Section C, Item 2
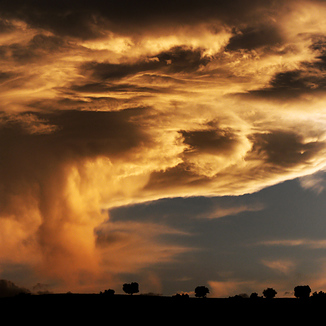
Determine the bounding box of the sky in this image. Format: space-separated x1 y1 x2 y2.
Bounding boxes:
1 0 326 297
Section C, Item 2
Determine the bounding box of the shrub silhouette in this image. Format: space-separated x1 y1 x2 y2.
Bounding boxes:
250 292 261 299
123 282 139 295
263 287 277 299
294 285 311 299
100 289 115 296
172 293 189 300
195 286 209 298
312 291 326 300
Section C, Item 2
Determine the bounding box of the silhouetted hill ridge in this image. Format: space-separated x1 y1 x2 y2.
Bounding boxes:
1 293 324 319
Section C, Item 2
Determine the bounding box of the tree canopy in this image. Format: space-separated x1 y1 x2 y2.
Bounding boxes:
123 282 139 295
195 286 209 298
263 288 277 299
294 285 311 299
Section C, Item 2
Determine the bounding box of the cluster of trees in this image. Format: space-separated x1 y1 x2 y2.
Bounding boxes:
100 283 210 298
249 287 278 300
250 285 312 300
172 286 210 299
100 282 139 296
246 285 326 300
101 283 326 300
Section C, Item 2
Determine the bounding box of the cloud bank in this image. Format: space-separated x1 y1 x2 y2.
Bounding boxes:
1 0 326 292
0 279 30 298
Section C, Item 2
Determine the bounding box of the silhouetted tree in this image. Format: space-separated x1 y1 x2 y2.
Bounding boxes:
263 288 277 299
195 286 209 298
294 285 311 299
250 292 259 299
123 282 139 295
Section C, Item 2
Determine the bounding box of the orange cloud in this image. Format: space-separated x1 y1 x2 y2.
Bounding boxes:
95 220 191 273
208 280 261 298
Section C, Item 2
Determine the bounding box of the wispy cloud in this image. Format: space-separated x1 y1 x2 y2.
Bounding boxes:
201 203 265 219
261 259 296 274
299 171 326 194
258 239 326 249
95 220 193 271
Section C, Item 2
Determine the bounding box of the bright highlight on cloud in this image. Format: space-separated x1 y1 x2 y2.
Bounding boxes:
1 0 326 293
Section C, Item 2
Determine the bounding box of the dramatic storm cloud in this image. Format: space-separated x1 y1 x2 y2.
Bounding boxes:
1 0 326 295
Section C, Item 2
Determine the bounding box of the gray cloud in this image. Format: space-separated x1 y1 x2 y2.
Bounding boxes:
181 128 240 156
0 109 150 161
0 0 287 39
245 69 326 100
156 46 210 73
0 279 30 298
0 33 73 64
226 23 283 51
249 130 325 168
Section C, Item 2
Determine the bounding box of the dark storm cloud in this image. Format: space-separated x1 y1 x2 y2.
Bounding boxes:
0 1 105 39
226 24 283 51
0 0 286 38
0 108 156 284
0 108 152 217
156 46 210 73
249 130 325 168
180 128 239 155
0 109 150 162
49 109 151 157
0 109 148 231
245 69 326 100
307 35 326 71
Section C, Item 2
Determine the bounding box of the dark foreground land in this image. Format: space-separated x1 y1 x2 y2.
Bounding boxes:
1 294 325 322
